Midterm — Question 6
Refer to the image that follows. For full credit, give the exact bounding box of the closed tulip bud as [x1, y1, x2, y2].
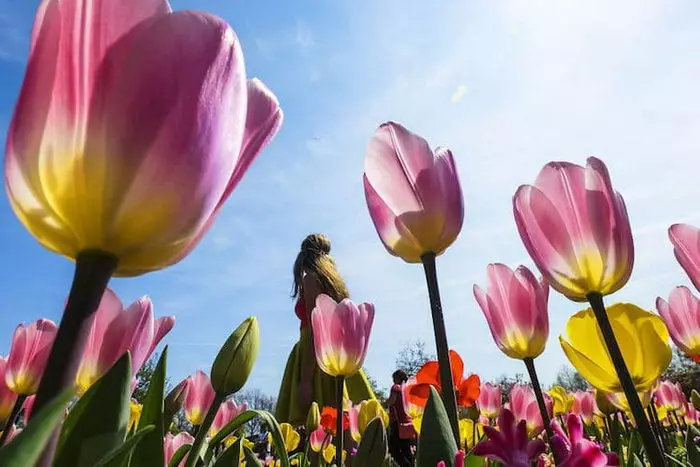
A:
[363, 122, 464, 263]
[692, 390, 700, 411]
[6, 319, 58, 395]
[5, 0, 282, 276]
[514, 157, 633, 301]
[354, 417, 387, 467]
[656, 286, 700, 362]
[164, 378, 189, 427]
[358, 400, 390, 437]
[0, 357, 18, 425]
[474, 263, 549, 360]
[306, 401, 321, 432]
[211, 317, 260, 396]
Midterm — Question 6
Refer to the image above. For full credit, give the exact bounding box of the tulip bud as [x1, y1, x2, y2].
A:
[463, 405, 480, 422]
[692, 390, 700, 411]
[354, 417, 387, 467]
[306, 401, 320, 432]
[211, 317, 260, 396]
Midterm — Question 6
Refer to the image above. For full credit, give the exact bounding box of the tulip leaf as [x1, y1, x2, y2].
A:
[626, 431, 643, 461]
[464, 452, 486, 466]
[92, 425, 155, 467]
[686, 425, 700, 466]
[625, 452, 644, 467]
[243, 445, 263, 466]
[213, 437, 242, 467]
[415, 386, 459, 467]
[55, 352, 132, 467]
[355, 417, 388, 467]
[0, 390, 74, 467]
[206, 409, 290, 467]
[168, 444, 192, 467]
[131, 347, 168, 467]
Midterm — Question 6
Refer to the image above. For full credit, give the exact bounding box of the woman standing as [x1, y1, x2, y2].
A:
[275, 234, 376, 425]
[387, 370, 415, 466]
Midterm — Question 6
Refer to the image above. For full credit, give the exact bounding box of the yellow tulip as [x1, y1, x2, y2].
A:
[129, 400, 142, 430]
[560, 303, 672, 393]
[279, 423, 301, 452]
[358, 400, 390, 437]
[323, 444, 346, 464]
[548, 386, 574, 416]
[605, 389, 653, 412]
[412, 415, 423, 435]
[458, 419, 483, 449]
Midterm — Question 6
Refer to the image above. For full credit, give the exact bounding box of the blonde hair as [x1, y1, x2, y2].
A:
[292, 233, 349, 302]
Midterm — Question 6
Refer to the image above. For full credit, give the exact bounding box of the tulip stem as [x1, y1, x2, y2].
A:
[587, 292, 667, 466]
[32, 250, 118, 418]
[523, 359, 557, 453]
[0, 394, 26, 446]
[335, 376, 344, 466]
[420, 252, 460, 446]
[185, 392, 225, 467]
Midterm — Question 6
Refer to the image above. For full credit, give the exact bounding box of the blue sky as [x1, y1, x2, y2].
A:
[1, 0, 700, 397]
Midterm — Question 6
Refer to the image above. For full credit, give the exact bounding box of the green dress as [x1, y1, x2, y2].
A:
[275, 324, 376, 425]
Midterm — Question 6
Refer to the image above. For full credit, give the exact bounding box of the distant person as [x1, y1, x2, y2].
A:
[387, 370, 415, 466]
[275, 233, 376, 425]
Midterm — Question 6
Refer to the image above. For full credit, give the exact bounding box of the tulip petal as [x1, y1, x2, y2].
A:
[669, 224, 700, 292]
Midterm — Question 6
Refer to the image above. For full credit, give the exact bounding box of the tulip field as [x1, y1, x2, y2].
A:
[1, 0, 700, 466]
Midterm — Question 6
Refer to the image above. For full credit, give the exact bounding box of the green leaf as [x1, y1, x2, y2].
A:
[55, 352, 132, 467]
[93, 425, 155, 467]
[355, 417, 387, 467]
[415, 387, 459, 467]
[213, 437, 242, 467]
[131, 347, 168, 467]
[243, 445, 263, 466]
[168, 444, 191, 467]
[206, 409, 289, 467]
[463, 452, 486, 467]
[625, 452, 644, 467]
[610, 415, 626, 465]
[0, 390, 74, 467]
[626, 430, 643, 464]
[686, 425, 700, 466]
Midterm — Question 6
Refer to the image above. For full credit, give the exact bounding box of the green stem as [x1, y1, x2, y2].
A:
[0, 395, 26, 446]
[335, 376, 344, 466]
[587, 292, 666, 466]
[185, 393, 225, 467]
[420, 252, 460, 445]
[523, 358, 559, 464]
[647, 402, 667, 452]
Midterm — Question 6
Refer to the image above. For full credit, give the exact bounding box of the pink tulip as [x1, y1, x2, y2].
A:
[5, 319, 58, 395]
[311, 294, 374, 377]
[655, 380, 685, 412]
[164, 432, 194, 467]
[656, 286, 700, 361]
[1, 425, 21, 444]
[209, 398, 248, 437]
[473, 409, 547, 467]
[437, 451, 465, 467]
[478, 383, 503, 419]
[551, 414, 618, 466]
[4, 0, 282, 277]
[685, 403, 699, 425]
[22, 395, 35, 426]
[184, 371, 216, 426]
[572, 391, 596, 426]
[474, 264, 550, 359]
[0, 357, 18, 425]
[508, 384, 551, 436]
[669, 224, 700, 292]
[309, 426, 329, 452]
[513, 157, 633, 302]
[363, 122, 464, 263]
[76, 288, 174, 394]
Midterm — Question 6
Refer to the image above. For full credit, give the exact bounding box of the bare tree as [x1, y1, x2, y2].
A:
[236, 388, 277, 435]
[395, 339, 435, 377]
[552, 365, 590, 392]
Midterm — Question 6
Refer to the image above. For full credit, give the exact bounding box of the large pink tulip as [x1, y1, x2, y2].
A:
[4, 0, 282, 277]
[478, 383, 503, 419]
[363, 122, 464, 263]
[311, 294, 374, 377]
[164, 432, 194, 467]
[0, 357, 18, 424]
[76, 288, 174, 394]
[184, 371, 216, 426]
[656, 286, 700, 361]
[474, 264, 550, 359]
[669, 224, 700, 292]
[507, 384, 551, 437]
[209, 398, 248, 437]
[5, 319, 57, 395]
[655, 380, 685, 412]
[513, 158, 633, 302]
[571, 391, 596, 426]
